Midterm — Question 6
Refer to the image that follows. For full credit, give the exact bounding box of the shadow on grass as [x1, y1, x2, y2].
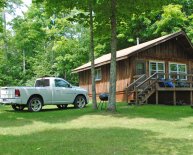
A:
[0, 128, 193, 155]
[1, 103, 193, 128]
[0, 105, 94, 128]
[103, 103, 193, 121]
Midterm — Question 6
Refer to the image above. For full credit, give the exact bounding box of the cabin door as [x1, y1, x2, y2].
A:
[135, 60, 146, 76]
[134, 60, 146, 87]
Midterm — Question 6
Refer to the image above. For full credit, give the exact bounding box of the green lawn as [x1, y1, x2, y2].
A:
[1, 103, 193, 155]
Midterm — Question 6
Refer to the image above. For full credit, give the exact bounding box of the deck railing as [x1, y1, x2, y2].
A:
[125, 73, 193, 103]
[127, 74, 146, 90]
[135, 72, 158, 104]
[125, 74, 146, 103]
[156, 73, 193, 89]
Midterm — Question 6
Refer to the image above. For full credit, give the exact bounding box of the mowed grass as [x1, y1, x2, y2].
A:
[1, 103, 193, 155]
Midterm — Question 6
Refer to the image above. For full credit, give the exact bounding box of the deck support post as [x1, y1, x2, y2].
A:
[173, 91, 176, 105]
[135, 90, 138, 105]
[156, 90, 158, 105]
[156, 83, 158, 105]
[190, 91, 193, 106]
[125, 88, 128, 103]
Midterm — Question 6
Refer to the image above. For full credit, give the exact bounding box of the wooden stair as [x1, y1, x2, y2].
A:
[127, 73, 158, 105]
[137, 87, 155, 104]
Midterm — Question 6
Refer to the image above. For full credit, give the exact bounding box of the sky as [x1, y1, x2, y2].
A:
[20, 0, 32, 13]
[6, 0, 32, 22]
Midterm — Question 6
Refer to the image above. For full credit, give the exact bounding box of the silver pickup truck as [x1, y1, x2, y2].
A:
[0, 77, 89, 112]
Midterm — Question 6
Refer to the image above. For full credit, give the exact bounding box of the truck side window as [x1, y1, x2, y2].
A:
[55, 79, 70, 88]
[35, 79, 50, 87]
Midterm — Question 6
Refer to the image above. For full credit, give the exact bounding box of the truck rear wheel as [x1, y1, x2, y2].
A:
[28, 97, 43, 112]
[11, 105, 25, 111]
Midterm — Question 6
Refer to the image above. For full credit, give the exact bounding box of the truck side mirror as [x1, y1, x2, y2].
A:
[68, 84, 72, 88]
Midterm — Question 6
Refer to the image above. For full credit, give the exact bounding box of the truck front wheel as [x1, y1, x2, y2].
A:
[74, 95, 86, 108]
[28, 97, 43, 112]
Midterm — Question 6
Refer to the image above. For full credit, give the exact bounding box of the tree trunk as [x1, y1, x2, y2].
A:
[107, 0, 117, 112]
[2, 10, 8, 59]
[23, 50, 26, 74]
[89, 1, 97, 110]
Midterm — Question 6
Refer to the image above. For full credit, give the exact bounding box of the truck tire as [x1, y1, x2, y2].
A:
[74, 95, 86, 108]
[28, 97, 43, 112]
[57, 104, 68, 109]
[11, 105, 25, 111]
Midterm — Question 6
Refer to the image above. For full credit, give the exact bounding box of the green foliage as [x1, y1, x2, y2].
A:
[0, 0, 5, 8]
[0, 1, 192, 86]
[117, 12, 159, 47]
[186, 14, 193, 43]
[9, 3, 89, 85]
[153, 4, 187, 36]
[173, 0, 193, 15]
[116, 3, 193, 48]
[0, 54, 24, 86]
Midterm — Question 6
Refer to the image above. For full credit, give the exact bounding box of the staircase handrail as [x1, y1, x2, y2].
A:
[136, 72, 158, 88]
[126, 74, 146, 90]
[137, 80, 157, 96]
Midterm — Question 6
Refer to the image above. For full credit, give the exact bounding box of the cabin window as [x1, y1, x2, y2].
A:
[95, 68, 102, 81]
[136, 61, 146, 75]
[169, 63, 187, 80]
[149, 61, 165, 78]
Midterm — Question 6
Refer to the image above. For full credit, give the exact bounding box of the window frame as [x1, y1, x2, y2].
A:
[55, 79, 71, 88]
[135, 60, 146, 75]
[169, 62, 187, 80]
[35, 79, 50, 87]
[95, 68, 102, 81]
[149, 61, 165, 78]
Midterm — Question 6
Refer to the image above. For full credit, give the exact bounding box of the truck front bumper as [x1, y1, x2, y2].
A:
[0, 98, 22, 105]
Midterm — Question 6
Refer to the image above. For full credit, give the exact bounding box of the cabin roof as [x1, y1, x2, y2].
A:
[72, 31, 193, 73]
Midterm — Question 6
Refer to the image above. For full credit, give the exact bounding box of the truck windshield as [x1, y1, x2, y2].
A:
[35, 79, 50, 87]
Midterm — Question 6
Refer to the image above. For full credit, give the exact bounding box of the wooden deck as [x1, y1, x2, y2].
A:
[126, 73, 193, 105]
[156, 86, 193, 105]
[157, 88, 193, 91]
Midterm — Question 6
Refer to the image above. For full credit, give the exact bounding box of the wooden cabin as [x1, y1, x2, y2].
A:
[72, 31, 193, 105]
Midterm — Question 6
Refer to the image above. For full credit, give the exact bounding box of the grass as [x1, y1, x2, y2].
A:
[1, 103, 193, 155]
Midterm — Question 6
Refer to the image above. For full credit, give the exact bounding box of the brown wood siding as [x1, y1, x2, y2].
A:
[95, 65, 110, 94]
[78, 37, 193, 102]
[137, 39, 193, 61]
[134, 38, 193, 79]
[79, 58, 133, 98]
[79, 70, 91, 92]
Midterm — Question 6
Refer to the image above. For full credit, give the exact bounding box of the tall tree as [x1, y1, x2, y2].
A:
[34, 0, 178, 112]
[34, 0, 98, 110]
[1, 0, 192, 109]
[107, 0, 117, 112]
[1, 0, 22, 58]
[89, 0, 97, 110]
